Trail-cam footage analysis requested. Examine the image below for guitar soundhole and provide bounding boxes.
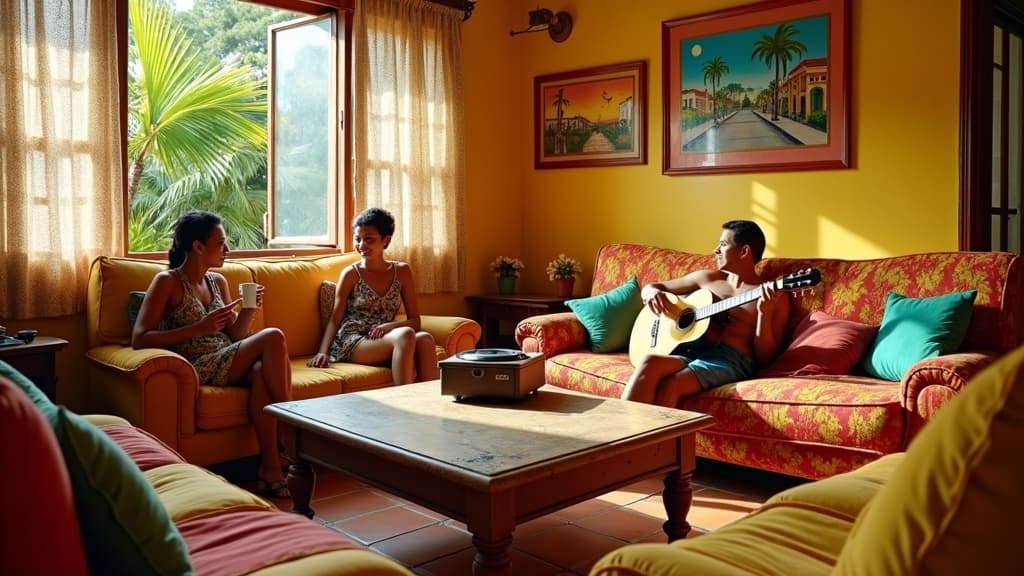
[676,309,695,331]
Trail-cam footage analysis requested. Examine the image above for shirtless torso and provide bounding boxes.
[688,269,763,359]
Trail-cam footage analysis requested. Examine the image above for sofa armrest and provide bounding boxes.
[421,315,481,357]
[85,345,198,452]
[515,312,589,356]
[900,351,1000,419]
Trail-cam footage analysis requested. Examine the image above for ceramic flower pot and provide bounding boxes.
[498,276,516,295]
[555,277,575,298]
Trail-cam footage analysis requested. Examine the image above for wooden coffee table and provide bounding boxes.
[266,382,714,575]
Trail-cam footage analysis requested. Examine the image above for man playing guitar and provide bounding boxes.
[621,220,790,407]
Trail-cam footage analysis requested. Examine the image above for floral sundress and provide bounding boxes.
[160,269,240,386]
[329,263,402,362]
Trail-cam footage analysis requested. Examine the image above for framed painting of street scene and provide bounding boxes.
[662,0,849,175]
[535,61,647,169]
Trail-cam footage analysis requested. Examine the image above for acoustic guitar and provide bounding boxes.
[627,268,822,367]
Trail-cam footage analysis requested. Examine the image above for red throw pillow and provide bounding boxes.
[759,311,879,377]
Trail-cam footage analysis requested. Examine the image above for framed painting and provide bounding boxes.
[662,0,849,175]
[535,61,647,169]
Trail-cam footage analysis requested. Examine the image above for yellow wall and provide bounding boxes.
[457,0,962,295]
[17,0,963,408]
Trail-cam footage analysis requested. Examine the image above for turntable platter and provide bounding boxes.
[454,348,529,362]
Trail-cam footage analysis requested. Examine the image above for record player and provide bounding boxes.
[439,348,544,400]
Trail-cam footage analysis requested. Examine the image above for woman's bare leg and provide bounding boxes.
[350,327,416,385]
[227,327,293,485]
[247,364,285,483]
[414,331,439,382]
[230,327,292,403]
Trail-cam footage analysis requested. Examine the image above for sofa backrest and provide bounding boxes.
[236,253,359,356]
[87,253,360,356]
[88,256,253,348]
[593,244,1024,352]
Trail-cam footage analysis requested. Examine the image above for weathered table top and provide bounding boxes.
[268,381,713,485]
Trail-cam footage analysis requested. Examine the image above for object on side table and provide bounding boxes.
[15,329,38,344]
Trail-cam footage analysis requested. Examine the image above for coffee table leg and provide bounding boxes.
[286,461,316,519]
[472,534,513,576]
[662,469,695,540]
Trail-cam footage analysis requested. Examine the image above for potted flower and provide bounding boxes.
[546,254,582,297]
[490,256,524,294]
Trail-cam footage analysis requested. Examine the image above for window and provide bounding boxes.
[122,0,352,255]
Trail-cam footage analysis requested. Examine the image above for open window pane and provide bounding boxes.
[268,14,339,246]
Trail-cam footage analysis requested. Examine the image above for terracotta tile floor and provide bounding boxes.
[220,457,807,575]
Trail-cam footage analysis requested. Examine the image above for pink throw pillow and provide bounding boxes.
[759,311,878,377]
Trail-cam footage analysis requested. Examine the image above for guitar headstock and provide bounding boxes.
[776,268,822,293]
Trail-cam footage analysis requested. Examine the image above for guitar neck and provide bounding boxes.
[694,286,765,321]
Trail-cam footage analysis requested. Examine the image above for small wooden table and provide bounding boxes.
[0,336,69,402]
[465,293,570,348]
[267,382,714,575]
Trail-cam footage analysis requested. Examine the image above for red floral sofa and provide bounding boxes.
[515,243,1024,479]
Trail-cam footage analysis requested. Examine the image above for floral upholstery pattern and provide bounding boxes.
[517,244,1024,479]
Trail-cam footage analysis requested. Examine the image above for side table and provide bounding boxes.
[0,336,69,402]
[465,294,570,348]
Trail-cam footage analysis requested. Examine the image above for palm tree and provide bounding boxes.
[551,88,570,154]
[702,56,729,123]
[751,23,807,121]
[128,0,268,249]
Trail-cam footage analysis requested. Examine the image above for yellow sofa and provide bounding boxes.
[86,253,480,465]
[590,342,1024,576]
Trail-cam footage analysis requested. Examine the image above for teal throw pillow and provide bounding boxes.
[566,276,644,353]
[861,290,978,381]
[128,290,147,331]
[54,406,194,575]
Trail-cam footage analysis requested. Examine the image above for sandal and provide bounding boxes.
[256,476,291,499]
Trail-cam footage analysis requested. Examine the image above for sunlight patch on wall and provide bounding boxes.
[817,217,889,258]
[751,181,779,257]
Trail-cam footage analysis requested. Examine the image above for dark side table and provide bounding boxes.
[465,294,570,349]
[0,336,69,402]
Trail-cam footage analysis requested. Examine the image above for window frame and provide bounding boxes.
[118,0,355,259]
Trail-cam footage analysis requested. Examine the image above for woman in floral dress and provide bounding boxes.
[308,208,439,385]
[132,210,293,498]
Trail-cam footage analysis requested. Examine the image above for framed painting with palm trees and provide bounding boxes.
[534,61,647,169]
[662,0,849,175]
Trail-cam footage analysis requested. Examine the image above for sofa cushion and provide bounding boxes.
[834,343,1024,575]
[320,279,336,332]
[145,463,274,524]
[54,406,193,575]
[128,290,146,332]
[566,276,643,353]
[239,253,359,356]
[100,424,185,471]
[759,311,878,377]
[861,290,977,381]
[0,374,88,576]
[177,508,361,576]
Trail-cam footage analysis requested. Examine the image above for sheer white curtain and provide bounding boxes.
[353,0,465,293]
[0,0,123,318]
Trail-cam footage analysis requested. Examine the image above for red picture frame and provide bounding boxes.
[534,61,647,169]
[662,0,850,175]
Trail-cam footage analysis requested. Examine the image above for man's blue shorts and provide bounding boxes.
[670,342,754,391]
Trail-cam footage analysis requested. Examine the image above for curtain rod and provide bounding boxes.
[425,0,476,21]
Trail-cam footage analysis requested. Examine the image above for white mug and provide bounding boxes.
[238,283,259,309]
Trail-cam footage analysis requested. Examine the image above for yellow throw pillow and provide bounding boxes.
[833,343,1024,575]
